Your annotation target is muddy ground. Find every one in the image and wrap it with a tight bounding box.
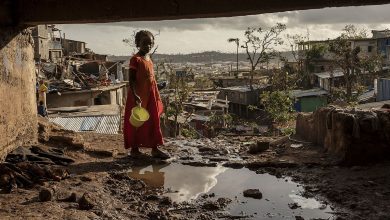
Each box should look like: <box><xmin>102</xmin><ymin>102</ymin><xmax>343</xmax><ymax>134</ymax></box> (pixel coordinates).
<box><xmin>1</xmin><ymin>121</ymin><xmax>390</xmax><ymax>220</ymax></box>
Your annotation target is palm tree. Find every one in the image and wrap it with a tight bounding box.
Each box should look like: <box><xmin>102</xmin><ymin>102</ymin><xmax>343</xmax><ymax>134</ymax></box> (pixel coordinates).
<box><xmin>228</xmin><ymin>38</ymin><xmax>239</xmax><ymax>78</ymax></box>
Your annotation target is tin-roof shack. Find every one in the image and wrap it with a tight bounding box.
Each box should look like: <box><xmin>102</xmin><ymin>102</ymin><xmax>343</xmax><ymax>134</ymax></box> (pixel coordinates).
<box><xmin>291</xmin><ymin>88</ymin><xmax>328</xmax><ymax>112</ymax></box>
<box><xmin>217</xmin><ymin>85</ymin><xmax>269</xmax><ymax>118</ymax></box>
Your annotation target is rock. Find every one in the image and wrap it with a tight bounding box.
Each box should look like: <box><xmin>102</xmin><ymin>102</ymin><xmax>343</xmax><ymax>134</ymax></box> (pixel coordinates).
<box><xmin>202</xmin><ymin>201</ymin><xmax>220</xmax><ymax>210</ymax></box>
<box><xmin>78</xmin><ymin>193</ymin><xmax>95</xmax><ymax>210</ymax></box>
<box><xmin>288</xmin><ymin>202</ymin><xmax>301</xmax><ymax>209</ymax></box>
<box><xmin>216</xmin><ymin>197</ymin><xmax>232</xmax><ymax>208</ymax></box>
<box><xmin>270</xmin><ymin>136</ymin><xmax>289</xmax><ymax>147</ymax></box>
<box><xmin>61</xmin><ymin>192</ymin><xmax>78</xmax><ymax>203</ymax></box>
<box><xmin>0</xmin><ymin>174</ymin><xmax>11</xmax><ymax>187</ymax></box>
<box><xmin>39</xmin><ymin>188</ymin><xmax>54</xmax><ymax>202</ymax></box>
<box><xmin>79</xmin><ymin>176</ymin><xmax>93</xmax><ymax>182</ymax></box>
<box><xmin>248</xmin><ymin>141</ymin><xmax>270</xmax><ymax>154</ymax></box>
<box><xmin>159</xmin><ymin>196</ymin><xmax>172</xmax><ymax>206</ymax></box>
<box><xmin>223</xmin><ymin>162</ymin><xmax>245</xmax><ymax>169</ymax></box>
<box><xmin>146</xmin><ymin>194</ymin><xmax>160</xmax><ymax>201</ymax></box>
<box><xmin>243</xmin><ymin>189</ymin><xmax>262</xmax><ymax>199</ymax></box>
<box><xmin>295</xmin><ymin>216</ymin><xmax>304</xmax><ymax>220</ymax></box>
<box><xmin>147</xmin><ymin>210</ymin><xmax>168</xmax><ymax>220</ymax></box>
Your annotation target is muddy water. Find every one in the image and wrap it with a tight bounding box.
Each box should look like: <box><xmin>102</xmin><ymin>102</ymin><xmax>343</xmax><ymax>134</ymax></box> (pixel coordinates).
<box><xmin>129</xmin><ymin>163</ymin><xmax>334</xmax><ymax>219</ymax></box>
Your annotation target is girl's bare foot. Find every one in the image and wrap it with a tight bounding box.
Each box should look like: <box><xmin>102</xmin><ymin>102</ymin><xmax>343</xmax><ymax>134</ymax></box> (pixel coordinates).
<box><xmin>151</xmin><ymin>148</ymin><xmax>170</xmax><ymax>159</ymax></box>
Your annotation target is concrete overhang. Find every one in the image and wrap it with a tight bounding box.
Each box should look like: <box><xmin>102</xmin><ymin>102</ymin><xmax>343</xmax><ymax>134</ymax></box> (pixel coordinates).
<box><xmin>1</xmin><ymin>0</ymin><xmax>390</xmax><ymax>26</ymax></box>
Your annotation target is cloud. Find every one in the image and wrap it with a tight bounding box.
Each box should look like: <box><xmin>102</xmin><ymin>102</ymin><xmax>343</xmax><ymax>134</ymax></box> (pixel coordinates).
<box><xmin>91</xmin><ymin>4</ymin><xmax>390</xmax><ymax>32</ymax></box>
<box><xmin>57</xmin><ymin>4</ymin><xmax>390</xmax><ymax>54</ymax></box>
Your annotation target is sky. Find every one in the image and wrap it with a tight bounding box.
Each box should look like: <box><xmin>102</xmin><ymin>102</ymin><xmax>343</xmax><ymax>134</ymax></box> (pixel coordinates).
<box><xmin>56</xmin><ymin>4</ymin><xmax>390</xmax><ymax>55</ymax></box>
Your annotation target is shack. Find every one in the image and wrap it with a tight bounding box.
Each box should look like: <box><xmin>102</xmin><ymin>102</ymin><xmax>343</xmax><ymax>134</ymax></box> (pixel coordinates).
<box><xmin>291</xmin><ymin>88</ymin><xmax>328</xmax><ymax>112</ymax></box>
<box><xmin>217</xmin><ymin>85</ymin><xmax>269</xmax><ymax>118</ymax></box>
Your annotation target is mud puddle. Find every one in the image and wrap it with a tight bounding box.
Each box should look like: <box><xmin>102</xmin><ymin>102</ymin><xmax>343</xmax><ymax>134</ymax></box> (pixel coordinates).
<box><xmin>129</xmin><ymin>163</ymin><xmax>335</xmax><ymax>219</ymax></box>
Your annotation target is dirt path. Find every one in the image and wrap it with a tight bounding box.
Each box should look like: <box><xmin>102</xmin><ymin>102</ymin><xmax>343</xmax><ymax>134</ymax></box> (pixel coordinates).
<box><xmin>1</xmin><ymin>128</ymin><xmax>390</xmax><ymax>220</ymax></box>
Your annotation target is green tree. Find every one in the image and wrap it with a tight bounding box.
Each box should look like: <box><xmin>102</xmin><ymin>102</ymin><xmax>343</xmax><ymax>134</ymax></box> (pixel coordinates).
<box><xmin>164</xmin><ymin>64</ymin><xmax>192</xmax><ymax>136</ymax></box>
<box><xmin>260</xmin><ymin>91</ymin><xmax>293</xmax><ymax>124</ymax></box>
<box><xmin>328</xmin><ymin>25</ymin><xmax>381</xmax><ymax>102</ymax></box>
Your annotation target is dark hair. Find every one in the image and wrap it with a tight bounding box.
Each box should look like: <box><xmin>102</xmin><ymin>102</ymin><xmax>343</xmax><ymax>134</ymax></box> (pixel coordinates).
<box><xmin>134</xmin><ymin>30</ymin><xmax>154</xmax><ymax>47</ymax></box>
<box><xmin>39</xmin><ymin>101</ymin><xmax>44</xmax><ymax>105</ymax></box>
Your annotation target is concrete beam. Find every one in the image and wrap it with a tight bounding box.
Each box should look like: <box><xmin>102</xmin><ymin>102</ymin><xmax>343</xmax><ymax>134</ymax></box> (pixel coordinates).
<box><xmin>3</xmin><ymin>0</ymin><xmax>390</xmax><ymax>26</ymax></box>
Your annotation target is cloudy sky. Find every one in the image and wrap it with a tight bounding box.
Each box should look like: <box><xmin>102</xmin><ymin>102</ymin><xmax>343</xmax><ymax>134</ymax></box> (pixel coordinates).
<box><xmin>56</xmin><ymin>4</ymin><xmax>390</xmax><ymax>55</ymax></box>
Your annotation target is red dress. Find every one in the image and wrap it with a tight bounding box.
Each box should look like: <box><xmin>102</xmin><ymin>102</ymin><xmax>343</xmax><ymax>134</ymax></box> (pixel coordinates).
<box><xmin>123</xmin><ymin>54</ymin><xmax>164</xmax><ymax>149</ymax></box>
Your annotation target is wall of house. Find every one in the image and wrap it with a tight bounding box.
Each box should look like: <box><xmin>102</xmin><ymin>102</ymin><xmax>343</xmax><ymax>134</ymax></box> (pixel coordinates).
<box><xmin>352</xmin><ymin>40</ymin><xmax>377</xmax><ymax>57</ymax></box>
<box><xmin>0</xmin><ymin>27</ymin><xmax>37</xmax><ymax>160</ymax></box>
<box><xmin>31</xmin><ymin>25</ymin><xmax>49</xmax><ymax>61</ymax></box>
<box><xmin>47</xmin><ymin>91</ymin><xmax>98</xmax><ymax>108</ymax></box>
<box><xmin>299</xmin><ymin>96</ymin><xmax>327</xmax><ymax>112</ymax></box>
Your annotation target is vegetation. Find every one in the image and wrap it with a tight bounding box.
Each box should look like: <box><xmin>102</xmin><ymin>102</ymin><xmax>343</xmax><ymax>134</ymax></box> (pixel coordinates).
<box><xmin>260</xmin><ymin>91</ymin><xmax>293</xmax><ymax>125</ymax></box>
<box><xmin>163</xmin><ymin>64</ymin><xmax>193</xmax><ymax>137</ymax></box>
<box><xmin>328</xmin><ymin>24</ymin><xmax>382</xmax><ymax>103</ymax></box>
<box><xmin>241</xmin><ymin>23</ymin><xmax>287</xmax><ymax>89</ymax></box>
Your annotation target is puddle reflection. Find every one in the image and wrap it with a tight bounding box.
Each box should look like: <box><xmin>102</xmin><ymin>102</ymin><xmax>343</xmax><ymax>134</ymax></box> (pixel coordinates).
<box><xmin>129</xmin><ymin>163</ymin><xmax>227</xmax><ymax>202</ymax></box>
<box><xmin>129</xmin><ymin>163</ymin><xmax>334</xmax><ymax>219</ymax></box>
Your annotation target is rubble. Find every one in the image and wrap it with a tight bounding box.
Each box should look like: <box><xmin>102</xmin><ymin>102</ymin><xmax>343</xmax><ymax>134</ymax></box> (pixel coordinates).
<box><xmin>2</xmin><ymin>118</ymin><xmax>390</xmax><ymax>219</ymax></box>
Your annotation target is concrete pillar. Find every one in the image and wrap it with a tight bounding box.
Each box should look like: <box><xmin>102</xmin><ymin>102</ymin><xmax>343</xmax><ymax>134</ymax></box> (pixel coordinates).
<box><xmin>0</xmin><ymin>27</ymin><xmax>37</xmax><ymax>160</ymax></box>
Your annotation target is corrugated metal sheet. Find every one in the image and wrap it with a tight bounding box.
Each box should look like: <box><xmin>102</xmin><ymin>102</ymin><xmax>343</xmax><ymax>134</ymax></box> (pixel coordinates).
<box><xmin>49</xmin><ymin>115</ymin><xmax>120</xmax><ymax>134</ymax></box>
<box><xmin>314</xmin><ymin>71</ymin><xmax>344</xmax><ymax>79</ymax></box>
<box><xmin>291</xmin><ymin>88</ymin><xmax>328</xmax><ymax>98</ymax></box>
<box><xmin>377</xmin><ymin>78</ymin><xmax>390</xmax><ymax>101</ymax></box>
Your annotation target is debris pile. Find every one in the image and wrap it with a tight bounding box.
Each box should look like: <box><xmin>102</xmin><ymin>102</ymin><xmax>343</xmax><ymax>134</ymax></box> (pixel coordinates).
<box><xmin>0</xmin><ymin>162</ymin><xmax>69</xmax><ymax>193</ymax></box>
<box><xmin>38</xmin><ymin>59</ymin><xmax>123</xmax><ymax>93</ymax></box>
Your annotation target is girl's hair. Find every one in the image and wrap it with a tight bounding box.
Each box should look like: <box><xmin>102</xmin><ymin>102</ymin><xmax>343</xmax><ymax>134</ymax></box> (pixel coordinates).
<box><xmin>134</xmin><ymin>30</ymin><xmax>154</xmax><ymax>47</ymax></box>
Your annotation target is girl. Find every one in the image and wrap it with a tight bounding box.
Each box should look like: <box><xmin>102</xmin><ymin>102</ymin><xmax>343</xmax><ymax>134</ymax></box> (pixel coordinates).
<box><xmin>123</xmin><ymin>30</ymin><xmax>170</xmax><ymax>159</ymax></box>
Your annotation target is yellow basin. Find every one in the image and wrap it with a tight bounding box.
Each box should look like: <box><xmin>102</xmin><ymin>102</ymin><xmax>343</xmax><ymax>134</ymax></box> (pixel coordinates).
<box><xmin>129</xmin><ymin>106</ymin><xmax>150</xmax><ymax>128</ymax></box>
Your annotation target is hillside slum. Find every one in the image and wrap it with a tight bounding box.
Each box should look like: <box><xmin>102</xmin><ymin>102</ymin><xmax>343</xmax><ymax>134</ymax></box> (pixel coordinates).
<box><xmin>1</xmin><ymin>24</ymin><xmax>390</xmax><ymax>220</ymax></box>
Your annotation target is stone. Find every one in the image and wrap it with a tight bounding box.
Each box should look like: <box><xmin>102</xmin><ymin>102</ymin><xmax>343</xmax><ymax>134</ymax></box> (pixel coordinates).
<box><xmin>248</xmin><ymin>141</ymin><xmax>270</xmax><ymax>154</ymax></box>
<box><xmin>78</xmin><ymin>193</ymin><xmax>95</xmax><ymax>210</ymax></box>
<box><xmin>243</xmin><ymin>189</ymin><xmax>262</xmax><ymax>199</ymax></box>
<box><xmin>159</xmin><ymin>196</ymin><xmax>172</xmax><ymax>206</ymax></box>
<box><xmin>216</xmin><ymin>197</ymin><xmax>232</xmax><ymax>208</ymax></box>
<box><xmin>79</xmin><ymin>176</ymin><xmax>93</xmax><ymax>182</ymax></box>
<box><xmin>62</xmin><ymin>192</ymin><xmax>78</xmax><ymax>203</ymax></box>
<box><xmin>288</xmin><ymin>202</ymin><xmax>301</xmax><ymax>209</ymax></box>
<box><xmin>202</xmin><ymin>201</ymin><xmax>220</xmax><ymax>210</ymax></box>
<box><xmin>39</xmin><ymin>188</ymin><xmax>54</xmax><ymax>202</ymax></box>
<box><xmin>223</xmin><ymin>162</ymin><xmax>245</xmax><ymax>169</ymax></box>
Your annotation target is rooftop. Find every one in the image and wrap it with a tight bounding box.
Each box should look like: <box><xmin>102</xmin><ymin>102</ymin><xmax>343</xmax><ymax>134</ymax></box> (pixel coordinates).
<box><xmin>314</xmin><ymin>71</ymin><xmax>344</xmax><ymax>79</ymax></box>
<box><xmin>220</xmin><ymin>84</ymin><xmax>269</xmax><ymax>92</ymax></box>
<box><xmin>291</xmin><ymin>88</ymin><xmax>328</xmax><ymax>98</ymax></box>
